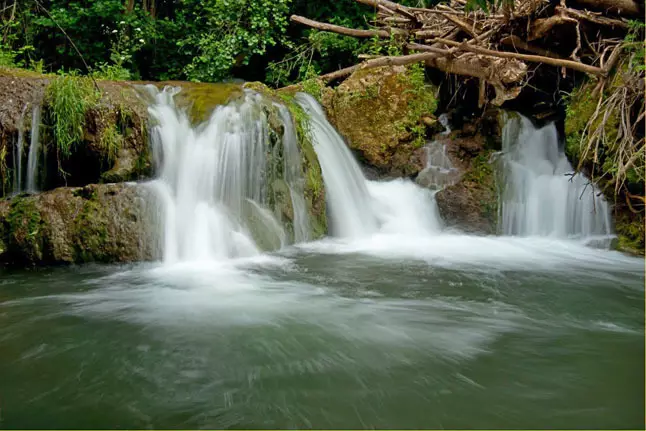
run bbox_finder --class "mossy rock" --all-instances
[171,82,243,123]
[0,183,155,266]
[323,65,437,177]
[242,83,328,239]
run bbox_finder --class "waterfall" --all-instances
[295,92,443,238]
[26,105,42,193]
[500,115,612,238]
[416,140,460,190]
[294,93,378,238]
[276,104,310,243]
[12,104,28,194]
[145,86,312,263]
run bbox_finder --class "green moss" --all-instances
[0,143,9,196]
[98,123,123,163]
[464,151,499,226]
[7,196,43,262]
[72,189,109,262]
[301,78,324,102]
[174,82,243,123]
[615,212,645,255]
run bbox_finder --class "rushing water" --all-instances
[25,104,42,194]
[12,104,28,194]
[500,115,612,238]
[295,93,378,238]
[0,92,643,429]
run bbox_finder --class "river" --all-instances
[0,88,643,429]
[1,234,643,428]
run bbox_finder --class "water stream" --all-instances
[0,90,642,429]
[25,104,42,193]
[500,115,612,238]
[12,103,28,194]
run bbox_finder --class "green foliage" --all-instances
[399,62,438,147]
[98,124,123,163]
[178,0,291,82]
[624,20,645,73]
[45,74,99,159]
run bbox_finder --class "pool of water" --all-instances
[0,235,643,429]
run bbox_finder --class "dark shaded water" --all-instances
[0,236,644,429]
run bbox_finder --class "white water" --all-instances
[500,115,612,238]
[295,93,379,238]
[26,105,42,193]
[12,104,28,194]
[416,140,460,190]
[146,86,317,263]
[276,104,310,243]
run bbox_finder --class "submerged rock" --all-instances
[0,183,155,265]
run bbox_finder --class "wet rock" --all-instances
[429,117,502,234]
[0,183,156,266]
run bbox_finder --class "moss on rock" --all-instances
[322,64,437,177]
[0,183,154,266]
[242,82,328,239]
[434,137,499,235]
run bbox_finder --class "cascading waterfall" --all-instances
[146,86,311,263]
[26,104,42,193]
[276,104,310,243]
[12,104,28,194]
[294,93,378,238]
[416,140,460,190]
[500,115,612,238]
[295,92,442,238]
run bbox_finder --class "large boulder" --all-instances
[322,65,438,177]
[0,183,155,266]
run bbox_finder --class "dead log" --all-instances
[556,6,629,29]
[354,0,418,22]
[528,14,578,41]
[425,53,526,105]
[570,0,640,16]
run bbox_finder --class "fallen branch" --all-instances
[556,6,629,29]
[429,37,607,77]
[354,0,418,22]
[290,15,398,38]
[500,35,565,59]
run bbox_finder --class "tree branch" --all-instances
[429,37,607,77]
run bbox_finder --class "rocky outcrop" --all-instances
[0,183,156,266]
[430,111,502,234]
[321,65,439,178]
